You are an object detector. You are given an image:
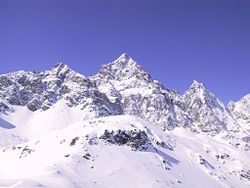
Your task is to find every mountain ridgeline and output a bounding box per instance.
[0,53,249,138]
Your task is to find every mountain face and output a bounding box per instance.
[228,94,250,129]
[92,53,177,130]
[0,54,249,188]
[0,63,122,117]
[0,53,234,134]
[181,81,230,134]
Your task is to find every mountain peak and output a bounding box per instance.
[184,79,225,107]
[113,53,135,68]
[185,80,217,101]
[190,80,205,89]
[117,53,131,61]
[51,62,69,71]
[50,62,74,80]
[229,93,250,112]
[97,54,151,81]
[184,80,207,96]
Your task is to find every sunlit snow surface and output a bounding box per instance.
[0,115,249,188]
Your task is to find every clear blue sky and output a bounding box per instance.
[0,0,249,103]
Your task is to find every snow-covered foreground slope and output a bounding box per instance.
[0,99,96,147]
[0,115,249,188]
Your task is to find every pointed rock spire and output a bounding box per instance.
[116,53,131,61]
[185,80,219,104]
[189,80,205,90]
[97,53,151,82]
[228,93,250,128]
[112,53,136,69]
[184,80,209,99]
[183,79,227,134]
[50,63,84,81]
[51,62,70,73]
[50,63,71,80]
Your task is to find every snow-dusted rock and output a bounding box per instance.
[181,80,229,134]
[0,53,248,136]
[228,94,250,129]
[92,53,178,130]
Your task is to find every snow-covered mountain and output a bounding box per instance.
[228,94,250,129]
[0,54,249,188]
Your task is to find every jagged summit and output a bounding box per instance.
[190,80,205,89]
[115,52,131,62]
[51,63,70,78]
[51,62,70,74]
[50,62,85,81]
[52,62,69,69]
[111,53,137,71]
[185,80,214,101]
[181,79,230,134]
[185,81,206,100]
[109,53,142,69]
[185,80,208,96]
[96,53,151,82]
[228,93,250,128]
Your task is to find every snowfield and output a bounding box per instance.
[0,115,249,188]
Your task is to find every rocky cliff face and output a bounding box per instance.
[0,53,248,137]
[92,53,177,130]
[181,81,229,134]
[228,94,250,129]
[0,63,122,118]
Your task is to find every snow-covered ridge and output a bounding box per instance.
[0,54,250,188]
[0,53,249,136]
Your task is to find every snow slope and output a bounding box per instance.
[0,99,99,147]
[0,115,249,188]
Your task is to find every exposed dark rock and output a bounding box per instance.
[70,137,79,146]
[240,170,250,181]
[100,129,149,151]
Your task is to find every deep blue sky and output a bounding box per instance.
[0,0,249,103]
